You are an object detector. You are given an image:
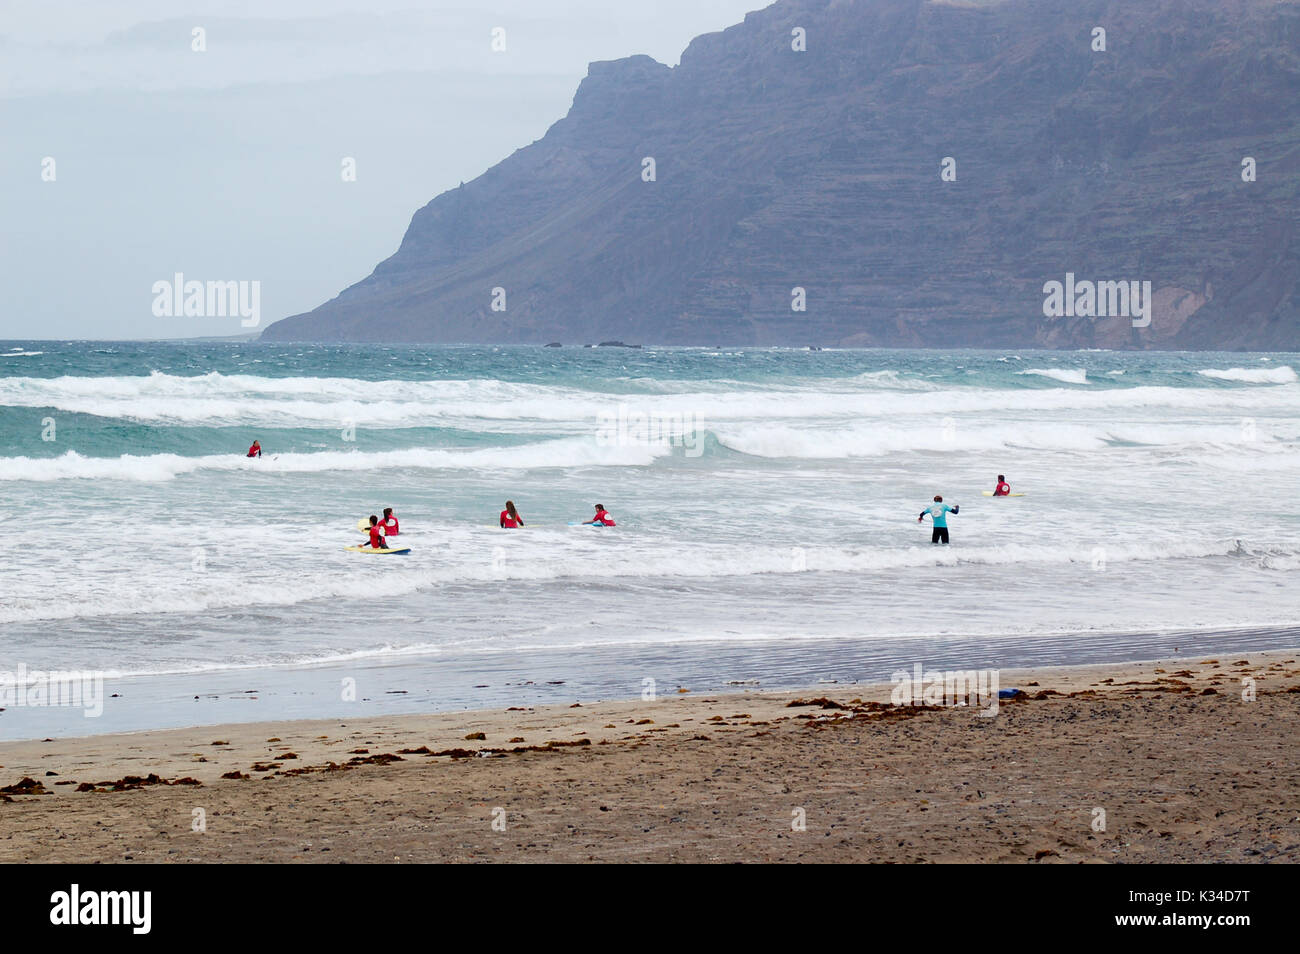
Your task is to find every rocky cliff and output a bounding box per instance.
[262,0,1300,349]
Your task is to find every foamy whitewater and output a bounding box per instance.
[2,343,1298,733]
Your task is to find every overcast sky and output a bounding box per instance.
[1,0,764,340]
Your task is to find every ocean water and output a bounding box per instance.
[2,342,1299,733]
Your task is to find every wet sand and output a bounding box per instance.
[1,651,1297,863]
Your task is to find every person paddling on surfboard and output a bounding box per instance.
[365,514,389,549]
[247,440,262,458]
[500,500,524,528]
[380,507,399,536]
[583,504,616,526]
[993,474,1011,497]
[918,495,958,545]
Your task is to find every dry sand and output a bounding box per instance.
[2,651,1298,863]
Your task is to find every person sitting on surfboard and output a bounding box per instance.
[380,507,399,536]
[993,475,1011,497]
[918,495,958,545]
[500,500,524,528]
[365,514,389,549]
[584,504,616,526]
[246,440,262,458]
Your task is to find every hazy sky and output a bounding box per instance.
[1,0,765,340]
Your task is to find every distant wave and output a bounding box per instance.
[0,439,671,482]
[1017,368,1088,385]
[0,350,43,357]
[1,371,1296,429]
[712,421,1291,459]
[1198,366,1297,384]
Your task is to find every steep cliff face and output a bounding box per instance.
[263,0,1300,349]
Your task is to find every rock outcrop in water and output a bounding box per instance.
[261,0,1300,349]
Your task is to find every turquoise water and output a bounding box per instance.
[2,342,1298,706]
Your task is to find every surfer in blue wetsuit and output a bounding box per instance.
[918,495,958,544]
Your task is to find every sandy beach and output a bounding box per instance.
[2,651,1297,863]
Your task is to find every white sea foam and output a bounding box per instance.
[2,370,1296,429]
[1198,366,1298,384]
[0,535,1276,625]
[0,438,670,482]
[711,420,1287,459]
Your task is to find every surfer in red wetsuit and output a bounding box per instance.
[365,515,389,549]
[993,475,1011,497]
[247,440,262,458]
[380,507,399,536]
[584,504,616,526]
[500,501,524,528]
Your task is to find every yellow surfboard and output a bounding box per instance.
[344,545,411,555]
[981,491,1026,497]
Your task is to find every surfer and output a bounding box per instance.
[246,440,262,458]
[993,474,1011,497]
[365,515,389,549]
[918,495,958,545]
[584,504,616,527]
[380,507,399,536]
[500,500,524,528]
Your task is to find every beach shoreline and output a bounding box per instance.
[5,623,1297,742]
[2,649,1297,863]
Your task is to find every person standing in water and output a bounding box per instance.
[247,440,262,458]
[918,495,958,544]
[993,475,1011,497]
[380,507,399,536]
[584,504,616,526]
[500,501,524,528]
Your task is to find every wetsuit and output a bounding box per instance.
[920,502,958,544]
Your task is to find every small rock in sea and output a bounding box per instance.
[464,732,486,740]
